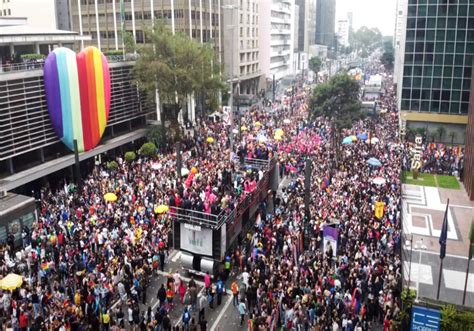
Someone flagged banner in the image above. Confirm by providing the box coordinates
[180,223,213,256]
[323,226,338,258]
[410,306,440,331]
[375,201,385,219]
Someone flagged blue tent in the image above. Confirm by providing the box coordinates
[367,157,382,167]
[357,133,368,141]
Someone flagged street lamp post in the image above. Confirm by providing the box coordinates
[222,4,239,154]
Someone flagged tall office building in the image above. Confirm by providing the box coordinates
[222,0,261,95]
[70,0,221,55]
[465,64,474,200]
[393,0,407,85]
[398,1,474,142]
[259,0,295,80]
[55,0,71,31]
[336,19,349,47]
[315,0,335,50]
[295,0,316,53]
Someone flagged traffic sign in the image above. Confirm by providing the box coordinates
[410,305,441,331]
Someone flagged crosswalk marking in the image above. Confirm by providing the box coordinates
[403,262,434,285]
[443,269,474,292]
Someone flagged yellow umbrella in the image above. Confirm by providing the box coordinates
[351,135,357,142]
[0,273,23,290]
[274,135,282,141]
[255,121,262,126]
[206,137,215,143]
[103,192,118,202]
[155,205,169,214]
[275,128,284,136]
[241,126,248,131]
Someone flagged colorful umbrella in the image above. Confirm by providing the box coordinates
[0,273,23,290]
[103,192,117,202]
[155,205,169,214]
[342,137,353,145]
[206,137,215,143]
[367,157,382,167]
[357,133,368,141]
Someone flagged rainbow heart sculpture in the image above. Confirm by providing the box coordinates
[44,47,111,152]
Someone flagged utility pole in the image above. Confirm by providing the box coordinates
[73,139,81,189]
[272,74,276,103]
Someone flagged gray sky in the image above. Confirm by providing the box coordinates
[336,0,397,36]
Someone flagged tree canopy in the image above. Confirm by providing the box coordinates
[381,39,395,70]
[130,22,225,124]
[309,72,362,130]
[350,26,383,53]
[308,56,323,73]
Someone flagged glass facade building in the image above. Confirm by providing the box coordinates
[400,0,474,116]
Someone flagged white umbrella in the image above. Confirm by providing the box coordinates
[283,119,291,124]
[151,163,161,170]
[232,129,239,134]
[370,137,380,144]
[180,168,190,177]
[372,177,386,185]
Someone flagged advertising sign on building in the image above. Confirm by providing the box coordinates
[180,223,213,256]
[410,306,440,331]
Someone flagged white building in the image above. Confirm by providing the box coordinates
[0,0,58,30]
[259,0,295,81]
[222,0,261,95]
[393,0,407,89]
[336,19,349,47]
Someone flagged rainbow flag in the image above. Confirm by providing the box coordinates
[41,262,50,271]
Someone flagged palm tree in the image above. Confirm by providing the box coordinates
[436,126,446,143]
[449,131,456,146]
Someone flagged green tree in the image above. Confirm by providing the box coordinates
[124,151,137,162]
[106,161,119,170]
[351,26,383,53]
[308,56,323,73]
[309,72,362,165]
[130,22,225,137]
[147,125,169,149]
[139,142,157,157]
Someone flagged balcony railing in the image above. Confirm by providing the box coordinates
[0,54,137,74]
[170,158,275,230]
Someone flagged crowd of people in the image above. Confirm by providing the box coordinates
[0,58,405,331]
[226,71,403,330]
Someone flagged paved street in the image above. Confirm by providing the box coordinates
[402,183,474,306]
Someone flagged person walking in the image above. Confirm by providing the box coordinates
[231,280,239,306]
[182,307,191,330]
[238,300,247,326]
[216,278,224,306]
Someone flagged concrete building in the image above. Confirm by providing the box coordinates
[222,0,261,96]
[294,0,315,75]
[0,16,90,66]
[70,0,221,54]
[0,0,58,29]
[465,64,474,200]
[398,0,474,143]
[336,19,349,47]
[259,0,295,81]
[55,0,71,31]
[393,0,407,86]
[315,0,335,50]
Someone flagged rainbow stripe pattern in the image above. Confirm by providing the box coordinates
[43,47,111,152]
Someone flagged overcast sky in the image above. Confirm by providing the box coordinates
[336,0,397,36]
